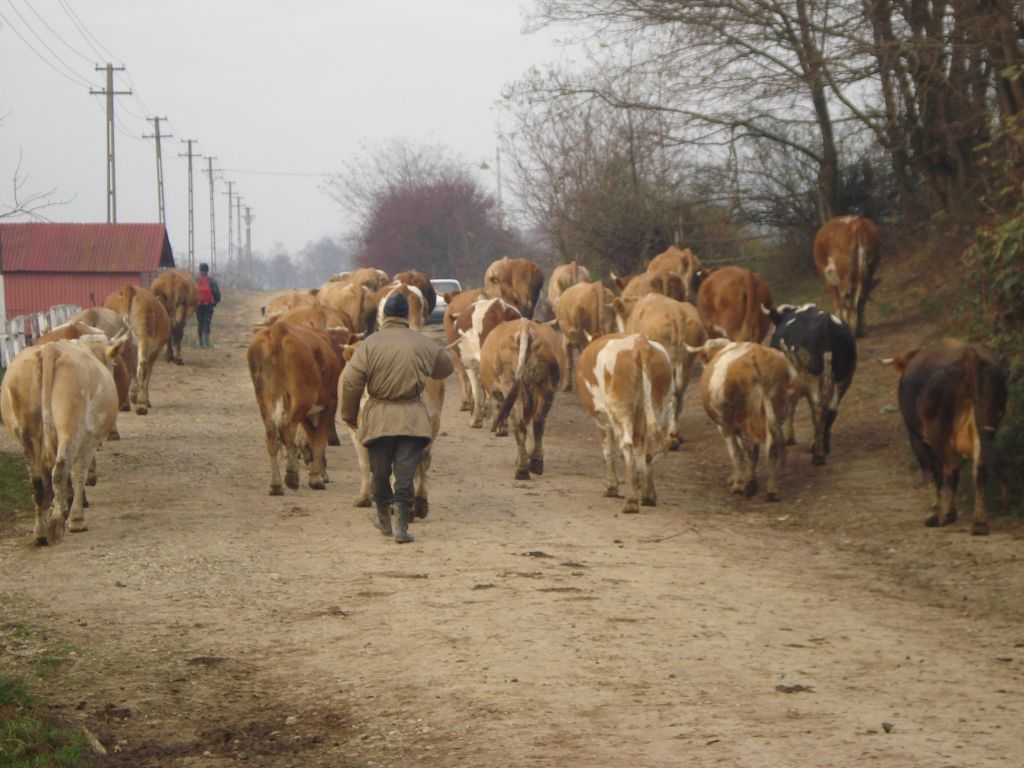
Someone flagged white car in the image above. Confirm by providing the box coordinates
[428,278,462,324]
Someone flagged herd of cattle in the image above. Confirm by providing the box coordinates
[0,215,1010,546]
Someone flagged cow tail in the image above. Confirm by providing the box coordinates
[741,270,757,342]
[637,341,665,451]
[40,344,58,465]
[748,360,769,445]
[496,328,529,426]
[820,349,835,421]
[963,346,996,473]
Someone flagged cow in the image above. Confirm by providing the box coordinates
[554,280,617,391]
[261,303,356,335]
[481,257,545,319]
[346,373,445,519]
[690,339,801,501]
[318,279,376,335]
[103,284,171,414]
[453,297,523,428]
[34,321,132,440]
[575,333,675,514]
[323,267,391,292]
[616,293,707,450]
[813,215,881,337]
[1,335,124,544]
[768,304,857,465]
[262,289,319,317]
[614,269,688,304]
[885,339,1007,535]
[444,289,481,411]
[547,261,592,312]
[647,245,704,301]
[247,322,343,495]
[479,319,565,479]
[695,266,773,342]
[69,307,138,412]
[150,268,199,365]
[392,270,437,316]
[376,281,427,330]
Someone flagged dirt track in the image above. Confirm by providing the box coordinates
[2,289,1023,767]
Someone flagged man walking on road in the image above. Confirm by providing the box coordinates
[195,262,221,348]
[340,293,453,543]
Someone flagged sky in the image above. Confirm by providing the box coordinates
[0,1,566,270]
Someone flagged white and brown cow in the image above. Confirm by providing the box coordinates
[453,297,522,428]
[479,319,565,479]
[1,335,124,544]
[887,339,1007,535]
[481,257,545,319]
[617,293,707,450]
[576,333,675,514]
[547,261,592,313]
[554,280,617,391]
[375,281,427,330]
[392,270,437,317]
[103,284,171,414]
[646,245,704,301]
[690,339,801,501]
[695,266,774,343]
[150,268,199,365]
[444,289,482,412]
[813,215,881,337]
[247,322,343,495]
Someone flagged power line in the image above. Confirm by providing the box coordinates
[58,0,117,64]
[219,168,335,177]
[21,0,94,64]
[0,4,95,87]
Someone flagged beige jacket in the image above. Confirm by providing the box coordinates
[340,316,454,445]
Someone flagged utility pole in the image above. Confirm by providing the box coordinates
[224,182,235,283]
[245,206,254,289]
[203,157,218,272]
[90,63,131,223]
[178,139,199,271]
[235,194,243,287]
[143,117,171,224]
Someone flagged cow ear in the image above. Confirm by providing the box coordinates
[309,288,320,297]
[106,336,127,359]
[885,349,918,373]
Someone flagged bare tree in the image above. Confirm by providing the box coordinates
[1,150,72,220]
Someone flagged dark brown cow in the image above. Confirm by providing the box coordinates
[887,339,1007,535]
[647,245,704,301]
[695,266,773,343]
[813,215,881,337]
[479,319,565,479]
[393,270,437,316]
[481,257,545,319]
[554,280,616,391]
[103,284,171,414]
[247,323,343,495]
[444,289,481,411]
[150,268,199,365]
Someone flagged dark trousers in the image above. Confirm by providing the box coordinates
[196,304,214,344]
[367,436,428,507]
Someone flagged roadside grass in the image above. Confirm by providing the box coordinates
[0,677,96,767]
[0,451,32,531]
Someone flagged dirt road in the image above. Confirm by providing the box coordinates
[2,289,1022,767]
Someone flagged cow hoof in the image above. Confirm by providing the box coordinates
[924,512,941,527]
[354,498,372,508]
[622,500,639,514]
[34,536,49,547]
[971,522,990,536]
[175,358,184,366]
[766,492,780,503]
[413,497,429,519]
[135,406,148,415]
[943,511,959,526]
[108,430,121,441]
[460,402,472,412]
[529,458,544,475]
[641,496,656,507]
[328,435,341,447]
[603,487,620,498]
[515,468,530,480]
[285,473,300,490]
[668,436,682,451]
[812,454,827,466]
[470,421,483,429]
[269,486,284,496]
[495,427,508,437]
[69,521,88,533]
[743,480,758,498]
[309,480,326,490]
[86,475,97,487]
[120,404,131,412]
[731,485,746,496]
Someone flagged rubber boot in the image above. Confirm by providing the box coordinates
[373,502,392,536]
[394,503,414,544]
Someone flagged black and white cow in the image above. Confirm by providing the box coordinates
[768,303,857,465]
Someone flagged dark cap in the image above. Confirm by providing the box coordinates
[383,292,409,318]
[199,263,209,274]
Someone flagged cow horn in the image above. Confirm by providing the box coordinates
[760,303,772,315]
[878,357,894,365]
[684,342,705,354]
[542,318,559,327]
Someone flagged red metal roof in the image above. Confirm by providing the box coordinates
[0,222,175,273]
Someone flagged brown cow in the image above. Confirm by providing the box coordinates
[479,319,565,479]
[69,307,138,411]
[647,245,704,301]
[150,268,199,365]
[324,267,391,292]
[813,215,881,337]
[263,289,319,317]
[554,280,616,391]
[444,289,481,411]
[887,339,1007,535]
[319,279,376,334]
[576,333,675,514]
[392,270,437,316]
[695,266,773,342]
[547,261,592,312]
[691,339,801,501]
[1,335,124,544]
[247,322,343,495]
[615,269,688,304]
[617,294,707,450]
[103,284,171,414]
[481,257,545,319]
[261,303,355,335]
[453,297,523,428]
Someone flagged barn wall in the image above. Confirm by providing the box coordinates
[1,272,156,318]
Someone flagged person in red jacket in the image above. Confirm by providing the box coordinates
[195,263,221,348]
